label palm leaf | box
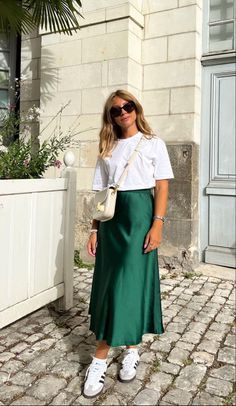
[0,0,83,35]
[0,0,35,34]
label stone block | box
[167,143,198,180]
[175,363,207,391]
[40,90,82,117]
[128,31,142,63]
[21,58,39,81]
[40,68,58,94]
[27,375,67,402]
[77,23,106,39]
[179,0,202,7]
[79,141,99,168]
[106,18,129,33]
[106,3,144,27]
[162,388,192,405]
[145,6,197,38]
[142,0,178,14]
[168,32,198,60]
[142,37,168,64]
[128,19,144,39]
[191,351,214,366]
[147,371,173,392]
[108,58,128,86]
[171,86,200,115]
[76,168,95,190]
[80,8,105,26]
[128,59,142,89]
[217,347,235,364]
[192,392,223,406]
[163,218,194,249]
[210,365,235,382]
[82,31,128,63]
[81,88,111,114]
[148,114,197,142]
[20,79,40,101]
[58,63,102,92]
[144,60,197,89]
[168,348,190,366]
[142,90,169,115]
[205,377,233,397]
[133,389,160,406]
[41,32,61,46]
[21,37,41,60]
[41,41,81,69]
[168,180,191,219]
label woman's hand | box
[144,221,163,254]
[87,233,97,257]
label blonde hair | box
[99,89,153,158]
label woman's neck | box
[121,126,139,139]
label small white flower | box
[20,74,28,81]
[0,145,8,153]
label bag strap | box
[114,135,144,190]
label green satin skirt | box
[89,189,164,347]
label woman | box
[83,89,174,398]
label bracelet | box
[90,229,98,234]
[153,215,165,223]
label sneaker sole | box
[83,386,103,399]
[118,374,136,383]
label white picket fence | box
[0,165,76,329]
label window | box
[203,0,236,54]
[0,32,17,123]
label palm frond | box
[0,0,83,35]
[0,0,35,34]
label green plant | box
[183,272,197,279]
[182,358,193,366]
[149,358,161,373]
[74,250,94,270]
[0,98,79,179]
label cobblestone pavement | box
[0,267,235,405]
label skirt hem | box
[90,328,164,347]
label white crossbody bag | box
[93,136,143,222]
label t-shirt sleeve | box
[92,157,108,191]
[153,138,174,180]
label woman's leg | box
[95,340,110,359]
[83,340,110,398]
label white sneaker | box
[119,349,140,382]
[83,358,107,398]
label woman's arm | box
[144,179,169,254]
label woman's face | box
[110,96,138,133]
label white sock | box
[93,356,107,364]
[127,347,138,354]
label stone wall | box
[20,0,203,268]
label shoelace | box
[122,351,137,371]
[86,362,106,384]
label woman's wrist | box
[153,215,165,223]
[90,229,98,234]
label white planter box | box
[0,168,76,329]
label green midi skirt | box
[89,189,164,347]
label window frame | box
[202,0,236,56]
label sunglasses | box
[110,101,136,118]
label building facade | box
[1,0,235,268]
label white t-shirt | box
[92,132,174,191]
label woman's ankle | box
[95,340,110,359]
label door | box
[201,0,236,268]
